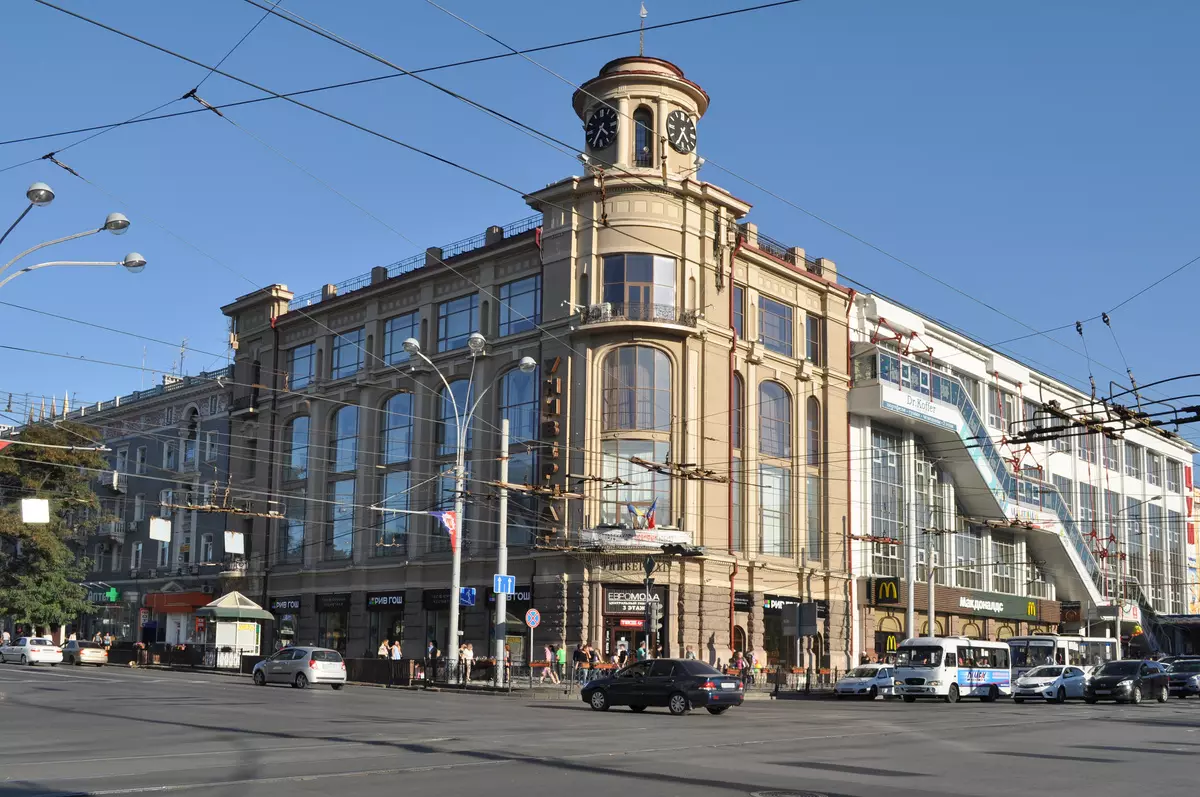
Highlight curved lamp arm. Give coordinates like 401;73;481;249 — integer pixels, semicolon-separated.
0;260;122;290
0;227;108;278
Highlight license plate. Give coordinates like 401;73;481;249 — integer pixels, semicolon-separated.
320;662;338;670
1095;689;1111;695
721;682;737;690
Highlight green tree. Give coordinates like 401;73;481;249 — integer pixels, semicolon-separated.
0;422;107;630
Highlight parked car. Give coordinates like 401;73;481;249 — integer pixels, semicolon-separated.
1084;659;1169;704
1159;655;1200;667
582;658;743;715
1011;665;1087;703
252;647;346;689
62;640;109;667
0;637;63;666
834;664;896;699
1166;658;1200;698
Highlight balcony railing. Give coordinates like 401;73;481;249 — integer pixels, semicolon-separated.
580;302;699;327
97;522;126;545
741;228;824;276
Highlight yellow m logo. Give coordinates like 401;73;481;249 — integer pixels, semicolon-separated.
885;635;898;652
877;580;898;602
1026;601;1037;617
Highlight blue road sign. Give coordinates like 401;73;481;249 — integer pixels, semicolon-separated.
459;587;476;607
493;574;516;595
525;608;541;629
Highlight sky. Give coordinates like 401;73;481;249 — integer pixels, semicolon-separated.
1;0;1197;447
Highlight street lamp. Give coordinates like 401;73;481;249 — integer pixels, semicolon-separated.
0;253;147;290
402;334;494;681
1;210;135;279
0;182;56;249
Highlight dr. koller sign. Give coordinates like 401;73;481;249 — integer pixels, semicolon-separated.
879;384;960;432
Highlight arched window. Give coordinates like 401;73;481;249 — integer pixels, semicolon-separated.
602;346;671;431
633;106;654;167
759;382;791;458
331;406;358;474
283;416;309;481
438;380;472;455
732;372;745;450
806;396;821;466
381;393;413;465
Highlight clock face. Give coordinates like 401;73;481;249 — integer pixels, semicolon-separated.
584;106;618;150
666;110;697;154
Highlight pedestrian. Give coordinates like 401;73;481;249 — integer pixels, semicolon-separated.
635;641;648;661
377;639;389;659
1;629;9;646
390;639;403;661
554;643;566;682
68;631;77;642
573;642;587;682
540;644;558;684
463;643;475;681
589;644;601;667
504;643;512;680
617;645;629;667
860;652;870;665
685;645;697;660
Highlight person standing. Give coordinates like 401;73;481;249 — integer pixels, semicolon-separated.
555;643;566;682
463;642;475;681
684;645;697;660
635;641;648;661
1;629;9;646
377;640;390;659
390;639;403;661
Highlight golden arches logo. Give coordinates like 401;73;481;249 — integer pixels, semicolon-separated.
1026;601;1037;617
876;579;898;603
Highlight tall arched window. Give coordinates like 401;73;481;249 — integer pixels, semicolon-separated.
759;382;791;458
602;346;671;431
381;393;413;465
732;372;745;450
331;406;358;474
500;366;539;545
438;380;473;456
633;106;654;167
327;405;358;560
806;396;821;466
283;416;309;481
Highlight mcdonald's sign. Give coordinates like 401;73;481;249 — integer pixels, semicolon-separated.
873;577;901;605
1026;600;1037;618
874;631;900;656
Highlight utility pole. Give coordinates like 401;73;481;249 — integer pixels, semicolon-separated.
495;419;509;687
644;556;656;653
926;529;936;637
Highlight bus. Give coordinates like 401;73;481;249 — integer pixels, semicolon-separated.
894;637;1012;703
1006;634;1117;678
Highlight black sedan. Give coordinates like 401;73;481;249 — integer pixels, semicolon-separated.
1084;659;1169;704
1167;658;1200;698
582;659;744;715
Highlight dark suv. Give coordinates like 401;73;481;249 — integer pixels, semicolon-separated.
1167;658;1200;698
1084;659;1169;704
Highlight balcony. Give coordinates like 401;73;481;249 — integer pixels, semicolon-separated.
95;472;127;494
96;522;126;545
229;393;259;417
580;302;699;328
219;554;248;577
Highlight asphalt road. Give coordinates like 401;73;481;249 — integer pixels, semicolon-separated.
1;664;1199;797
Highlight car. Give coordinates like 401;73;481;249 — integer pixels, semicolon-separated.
581;658;744;715
834;664;896;699
0;637;63;666
62;640;108;667
1011;665;1087;703
1159;655;1200;667
252;646;346;689
1166;658;1200;698
1084;659;1169;704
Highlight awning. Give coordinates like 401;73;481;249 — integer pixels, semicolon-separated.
145;591;211;614
194;590;274;621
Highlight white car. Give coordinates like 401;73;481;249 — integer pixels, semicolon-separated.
0;637;63;666
1011;664;1087;703
835;664;896;699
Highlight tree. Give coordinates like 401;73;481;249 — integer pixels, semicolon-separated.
0;422;108;631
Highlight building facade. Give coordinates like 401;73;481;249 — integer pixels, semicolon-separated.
848;294;1197;659
221;56;855;669
63;370;238;643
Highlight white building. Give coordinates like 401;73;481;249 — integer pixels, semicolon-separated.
847;294;1196;659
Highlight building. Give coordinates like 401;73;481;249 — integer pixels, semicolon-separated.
220;55;854;669
58;370;239;643
848;294;1197;658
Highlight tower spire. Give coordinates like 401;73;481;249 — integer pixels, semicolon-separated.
639;3;647;56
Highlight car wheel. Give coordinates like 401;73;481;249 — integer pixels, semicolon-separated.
1157;684;1169;703
707;706;731;715
295;673;309;690
589;690;609;711
331;684;344;691
253;670;266;686
903;695;916;703
629;705;646;712
1130;687;1142;705
668;692;690;715
980;685;998;703
1055;687;1067;704
868;685;879;700
1013;698;1024;704
1084;697;1097;704
945;684;960;704
20;655;28;666
49;662;57;667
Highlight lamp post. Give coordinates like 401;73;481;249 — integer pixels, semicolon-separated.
0;183;56;249
0;253;146;291
402;332;498;681
1;209;132;280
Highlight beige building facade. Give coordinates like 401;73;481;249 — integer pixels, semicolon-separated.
221;56;853;670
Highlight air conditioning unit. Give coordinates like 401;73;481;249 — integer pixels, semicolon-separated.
201;584;214;594
129;568;138;579
147;568;157;578
126;521;137;532
587;302;613;321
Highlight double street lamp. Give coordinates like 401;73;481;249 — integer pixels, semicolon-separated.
401;332;536;680
0;182;147;290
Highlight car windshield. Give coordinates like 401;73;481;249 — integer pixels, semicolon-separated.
1025;666;1063;678
679;660;720;676
897;647;941;667
1095;661;1139;677
1010;640;1056;667
1169;661;1200;673
311;650;342;662
847;667;880;678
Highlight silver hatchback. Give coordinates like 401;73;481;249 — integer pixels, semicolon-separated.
252;647;346;690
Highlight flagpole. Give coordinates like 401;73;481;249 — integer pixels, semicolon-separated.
639;3;647;56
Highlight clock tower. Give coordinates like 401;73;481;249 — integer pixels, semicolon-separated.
574;56;709;175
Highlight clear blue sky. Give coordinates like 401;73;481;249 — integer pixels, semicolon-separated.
1;0;1197;447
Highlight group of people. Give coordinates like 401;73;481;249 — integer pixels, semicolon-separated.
375;639;403;660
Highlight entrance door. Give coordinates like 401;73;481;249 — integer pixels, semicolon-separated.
609;625;646;663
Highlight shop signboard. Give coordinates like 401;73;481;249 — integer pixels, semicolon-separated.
365;591;406;611
269;596;301;614
871;577;901;605
604;586;663;615
956;591;1041;621
315;593;351;612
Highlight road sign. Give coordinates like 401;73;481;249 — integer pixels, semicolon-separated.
459;587;476;607
525;608;541;628
493;574;516;595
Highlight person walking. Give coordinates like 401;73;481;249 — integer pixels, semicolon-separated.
539;644;558;684
555;643;566;683
617;645;629;667
463;643;475;682
1;629;9;646
377;640;390;659
635;641;648;661
573;643;587;683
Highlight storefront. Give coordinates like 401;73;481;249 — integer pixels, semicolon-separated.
487;585;531;663
365;590;406;657
268;595;301;651
601;585;666;659
145;590;211;645
316;593;350;653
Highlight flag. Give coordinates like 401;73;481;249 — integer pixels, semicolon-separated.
432;510;459;551
645;497;657;529
626;499;657;530
0;441;11;453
